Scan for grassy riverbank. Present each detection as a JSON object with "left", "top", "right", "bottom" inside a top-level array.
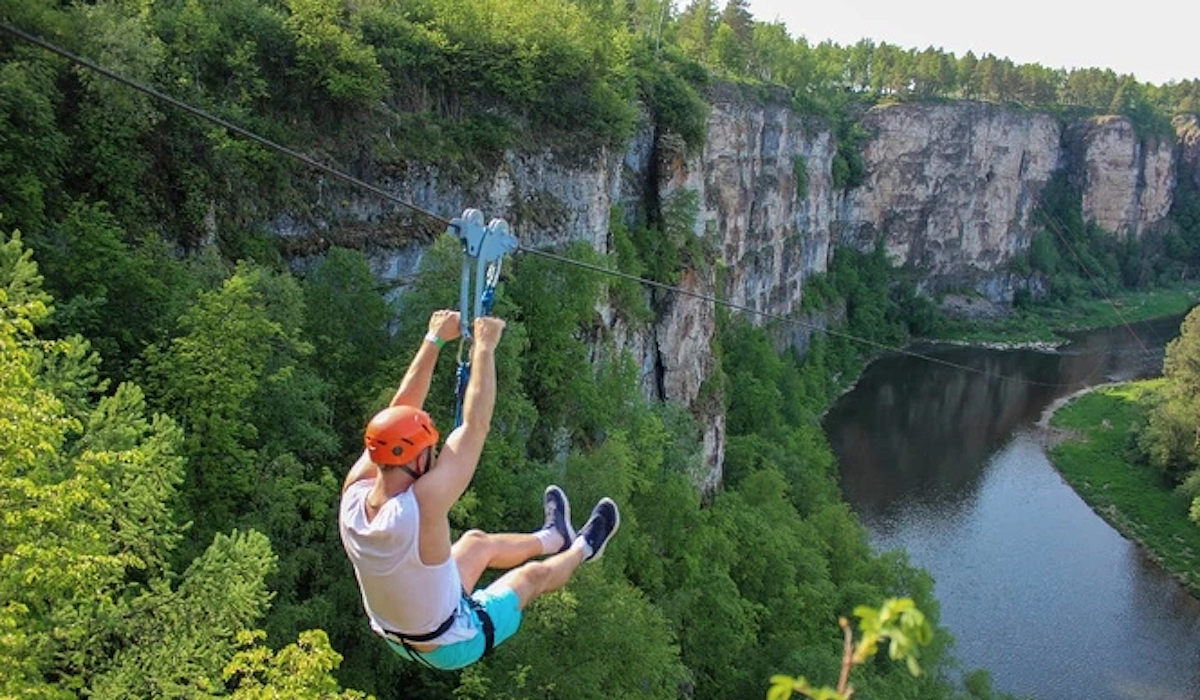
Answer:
[
  {"left": 937, "top": 284, "right": 1200, "bottom": 344},
  {"left": 1046, "top": 380, "right": 1200, "bottom": 597}
]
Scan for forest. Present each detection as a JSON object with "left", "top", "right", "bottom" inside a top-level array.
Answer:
[{"left": 2, "top": 0, "right": 1199, "bottom": 698}]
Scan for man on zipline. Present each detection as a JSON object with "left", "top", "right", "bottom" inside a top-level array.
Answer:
[{"left": 339, "top": 309, "right": 620, "bottom": 670}]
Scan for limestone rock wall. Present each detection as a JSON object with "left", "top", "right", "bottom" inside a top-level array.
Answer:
[
  {"left": 279, "top": 95, "right": 1196, "bottom": 496},
  {"left": 842, "top": 102, "right": 1062, "bottom": 280},
  {"left": 1068, "top": 116, "right": 1175, "bottom": 238}
]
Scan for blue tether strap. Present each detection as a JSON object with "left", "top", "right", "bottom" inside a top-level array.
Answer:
[{"left": 448, "top": 209, "right": 517, "bottom": 428}]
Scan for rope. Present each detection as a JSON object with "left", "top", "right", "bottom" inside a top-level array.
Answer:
[
  {"left": 1037, "top": 213, "right": 1156, "bottom": 354},
  {"left": 518, "top": 248, "right": 1082, "bottom": 388},
  {"left": 0, "top": 20, "right": 1160, "bottom": 393},
  {"left": 0, "top": 21, "right": 455, "bottom": 230}
]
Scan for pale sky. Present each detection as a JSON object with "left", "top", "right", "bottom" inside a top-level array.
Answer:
[{"left": 744, "top": 0, "right": 1199, "bottom": 86}]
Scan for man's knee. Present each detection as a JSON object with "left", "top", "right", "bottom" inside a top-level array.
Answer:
[
  {"left": 505, "top": 560, "right": 554, "bottom": 606},
  {"left": 456, "top": 529, "right": 490, "bottom": 548}
]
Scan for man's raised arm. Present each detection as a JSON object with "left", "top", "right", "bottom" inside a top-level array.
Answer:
[
  {"left": 414, "top": 316, "right": 504, "bottom": 514},
  {"left": 391, "top": 309, "right": 461, "bottom": 408}
]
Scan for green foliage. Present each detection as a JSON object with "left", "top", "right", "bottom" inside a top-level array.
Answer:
[
  {"left": 91, "top": 529, "right": 279, "bottom": 698},
  {"left": 1138, "top": 387, "right": 1198, "bottom": 476},
  {"left": 505, "top": 241, "right": 608, "bottom": 454},
  {"left": 0, "top": 230, "right": 344, "bottom": 699},
  {"left": 70, "top": 3, "right": 165, "bottom": 224},
  {"left": 627, "top": 188, "right": 707, "bottom": 286},
  {"left": 0, "top": 235, "right": 98, "bottom": 700},
  {"left": 1028, "top": 231, "right": 1060, "bottom": 275},
  {"left": 830, "top": 121, "right": 867, "bottom": 190},
  {"left": 156, "top": 0, "right": 286, "bottom": 112},
  {"left": 462, "top": 573, "right": 688, "bottom": 699},
  {"left": 0, "top": 55, "right": 66, "bottom": 234},
  {"left": 224, "top": 629, "right": 367, "bottom": 699},
  {"left": 140, "top": 262, "right": 328, "bottom": 556},
  {"left": 1139, "top": 307, "right": 1200, "bottom": 479},
  {"left": 712, "top": 22, "right": 745, "bottom": 75},
  {"left": 27, "top": 199, "right": 196, "bottom": 381},
  {"left": 1050, "top": 381, "right": 1200, "bottom": 595},
  {"left": 1028, "top": 171, "right": 1162, "bottom": 303},
  {"left": 1167, "top": 178, "right": 1200, "bottom": 267},
  {"left": 634, "top": 44, "right": 710, "bottom": 150},
  {"left": 359, "top": 0, "right": 639, "bottom": 159},
  {"left": 607, "top": 206, "right": 654, "bottom": 322},
  {"left": 712, "top": 305, "right": 955, "bottom": 700},
  {"left": 852, "top": 598, "right": 933, "bottom": 676},
  {"left": 299, "top": 246, "right": 394, "bottom": 448},
  {"left": 793, "top": 155, "right": 810, "bottom": 199},
  {"left": 768, "top": 598, "right": 933, "bottom": 700},
  {"left": 283, "top": 0, "right": 388, "bottom": 103},
  {"left": 828, "top": 245, "right": 912, "bottom": 349}
]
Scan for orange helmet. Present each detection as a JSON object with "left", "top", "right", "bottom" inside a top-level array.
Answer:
[{"left": 364, "top": 406, "right": 439, "bottom": 466}]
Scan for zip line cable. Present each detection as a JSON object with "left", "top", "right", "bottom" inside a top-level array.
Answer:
[
  {"left": 0, "top": 20, "right": 1146, "bottom": 391},
  {"left": 1037, "top": 212, "right": 1156, "bottom": 354},
  {"left": 518, "top": 247, "right": 1081, "bottom": 387},
  {"left": 0, "top": 21, "right": 455, "bottom": 229},
  {"left": 1033, "top": 213, "right": 1161, "bottom": 389}
]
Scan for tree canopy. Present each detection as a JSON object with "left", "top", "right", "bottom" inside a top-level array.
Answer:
[
  {"left": 2, "top": 0, "right": 1185, "bottom": 698},
  {"left": 0, "top": 230, "right": 362, "bottom": 698}
]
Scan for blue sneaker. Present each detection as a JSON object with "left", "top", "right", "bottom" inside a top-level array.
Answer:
[
  {"left": 577, "top": 498, "right": 620, "bottom": 562},
  {"left": 543, "top": 485, "right": 575, "bottom": 553}
]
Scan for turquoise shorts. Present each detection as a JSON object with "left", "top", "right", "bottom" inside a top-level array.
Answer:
[{"left": 385, "top": 585, "right": 522, "bottom": 670}]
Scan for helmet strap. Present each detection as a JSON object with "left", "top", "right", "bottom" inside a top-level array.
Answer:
[{"left": 398, "top": 448, "right": 433, "bottom": 482}]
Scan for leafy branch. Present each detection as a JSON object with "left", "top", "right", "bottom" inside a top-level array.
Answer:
[{"left": 768, "top": 598, "right": 933, "bottom": 700}]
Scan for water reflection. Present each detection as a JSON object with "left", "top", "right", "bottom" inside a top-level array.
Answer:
[{"left": 826, "top": 315, "right": 1200, "bottom": 700}]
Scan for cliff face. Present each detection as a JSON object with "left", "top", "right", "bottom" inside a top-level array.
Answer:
[
  {"left": 662, "top": 99, "right": 1180, "bottom": 315},
  {"left": 843, "top": 102, "right": 1062, "bottom": 280},
  {"left": 838, "top": 103, "right": 1177, "bottom": 290},
  {"left": 1068, "top": 116, "right": 1176, "bottom": 238},
  {"left": 1177, "top": 115, "right": 1200, "bottom": 191},
  {"left": 294, "top": 96, "right": 1193, "bottom": 494},
  {"left": 611, "top": 92, "right": 840, "bottom": 490},
  {"left": 669, "top": 90, "right": 838, "bottom": 316}
]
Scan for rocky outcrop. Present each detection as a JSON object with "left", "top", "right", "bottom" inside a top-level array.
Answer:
[
  {"left": 1177, "top": 115, "right": 1200, "bottom": 191},
  {"left": 279, "top": 94, "right": 1197, "bottom": 496},
  {"left": 840, "top": 103, "right": 1177, "bottom": 293},
  {"left": 843, "top": 102, "right": 1061, "bottom": 281},
  {"left": 651, "top": 90, "right": 839, "bottom": 488},
  {"left": 670, "top": 87, "right": 838, "bottom": 317},
  {"left": 1067, "top": 116, "right": 1175, "bottom": 238}
]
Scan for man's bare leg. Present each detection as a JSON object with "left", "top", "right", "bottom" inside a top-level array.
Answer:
[
  {"left": 491, "top": 497, "right": 620, "bottom": 608},
  {"left": 495, "top": 543, "right": 587, "bottom": 607},
  {"left": 453, "top": 530, "right": 543, "bottom": 591}
]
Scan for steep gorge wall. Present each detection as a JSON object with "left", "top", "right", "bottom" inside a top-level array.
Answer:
[
  {"left": 841, "top": 103, "right": 1177, "bottom": 294},
  {"left": 843, "top": 103, "right": 1061, "bottom": 281},
  {"left": 1068, "top": 116, "right": 1176, "bottom": 238},
  {"left": 1177, "top": 115, "right": 1200, "bottom": 192},
  {"left": 284, "top": 95, "right": 1191, "bottom": 493}
]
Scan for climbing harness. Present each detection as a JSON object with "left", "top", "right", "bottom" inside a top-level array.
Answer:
[
  {"left": 382, "top": 589, "right": 496, "bottom": 669},
  {"left": 448, "top": 209, "right": 518, "bottom": 428}
]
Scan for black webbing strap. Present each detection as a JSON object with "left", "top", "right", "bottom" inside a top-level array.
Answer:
[
  {"left": 465, "top": 594, "right": 496, "bottom": 658},
  {"left": 384, "top": 608, "right": 456, "bottom": 644},
  {"left": 384, "top": 590, "right": 495, "bottom": 665},
  {"left": 383, "top": 604, "right": 457, "bottom": 670}
]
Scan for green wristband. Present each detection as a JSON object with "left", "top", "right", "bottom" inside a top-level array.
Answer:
[{"left": 424, "top": 332, "right": 445, "bottom": 348}]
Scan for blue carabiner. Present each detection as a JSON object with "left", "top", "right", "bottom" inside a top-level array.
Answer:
[{"left": 446, "top": 210, "right": 517, "bottom": 428}]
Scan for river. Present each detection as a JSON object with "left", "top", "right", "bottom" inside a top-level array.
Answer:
[{"left": 825, "top": 315, "right": 1200, "bottom": 700}]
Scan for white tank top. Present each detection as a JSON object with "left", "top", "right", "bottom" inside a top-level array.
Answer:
[{"left": 338, "top": 480, "right": 476, "bottom": 644}]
